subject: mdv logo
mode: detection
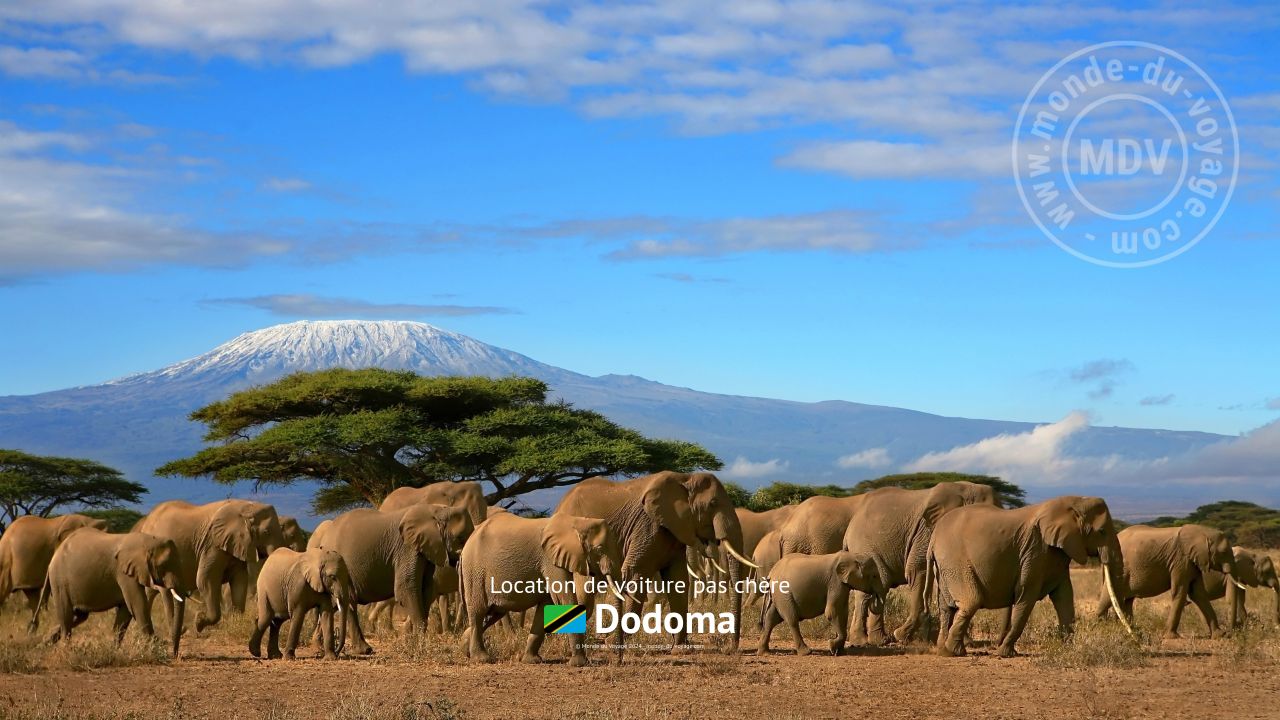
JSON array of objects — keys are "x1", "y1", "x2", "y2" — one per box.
[{"x1": 1078, "y1": 138, "x2": 1174, "y2": 176}]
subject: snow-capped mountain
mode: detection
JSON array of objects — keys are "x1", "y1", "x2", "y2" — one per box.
[
  {"x1": 109, "y1": 320, "x2": 576, "y2": 392},
  {"x1": 0, "y1": 320, "x2": 1243, "y2": 519}
]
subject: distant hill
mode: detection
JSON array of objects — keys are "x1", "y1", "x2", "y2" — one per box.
[{"x1": 0, "y1": 320, "x2": 1239, "y2": 520}]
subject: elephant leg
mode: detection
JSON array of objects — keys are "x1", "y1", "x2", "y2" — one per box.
[
  {"x1": 466, "y1": 599, "x2": 496, "y2": 662},
  {"x1": 522, "y1": 601, "x2": 547, "y2": 664},
  {"x1": 661, "y1": 563, "x2": 691, "y2": 648},
  {"x1": 1226, "y1": 581, "x2": 1244, "y2": 629},
  {"x1": 848, "y1": 591, "x2": 870, "y2": 645},
  {"x1": 1188, "y1": 581, "x2": 1222, "y2": 638},
  {"x1": 825, "y1": 589, "x2": 849, "y2": 656},
  {"x1": 121, "y1": 582, "x2": 154, "y2": 638},
  {"x1": 781, "y1": 602, "x2": 809, "y2": 656},
  {"x1": 1165, "y1": 582, "x2": 1190, "y2": 639},
  {"x1": 993, "y1": 606, "x2": 1012, "y2": 647},
  {"x1": 996, "y1": 599, "x2": 1037, "y2": 658},
  {"x1": 864, "y1": 592, "x2": 889, "y2": 645},
  {"x1": 939, "y1": 605, "x2": 974, "y2": 657},
  {"x1": 284, "y1": 605, "x2": 306, "y2": 660},
  {"x1": 112, "y1": 605, "x2": 132, "y2": 643},
  {"x1": 320, "y1": 607, "x2": 336, "y2": 660},
  {"x1": 346, "y1": 604, "x2": 375, "y2": 655},
  {"x1": 267, "y1": 618, "x2": 283, "y2": 660},
  {"x1": 227, "y1": 563, "x2": 249, "y2": 615},
  {"x1": 249, "y1": 612, "x2": 271, "y2": 658},
  {"x1": 757, "y1": 602, "x2": 780, "y2": 654},
  {"x1": 894, "y1": 574, "x2": 927, "y2": 644},
  {"x1": 1049, "y1": 581, "x2": 1076, "y2": 639},
  {"x1": 935, "y1": 602, "x2": 955, "y2": 654}
]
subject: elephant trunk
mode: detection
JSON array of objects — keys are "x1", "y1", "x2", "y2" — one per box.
[
  {"x1": 170, "y1": 595, "x2": 185, "y2": 658},
  {"x1": 714, "y1": 514, "x2": 746, "y2": 652}
]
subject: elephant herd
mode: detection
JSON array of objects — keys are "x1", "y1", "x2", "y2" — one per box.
[
  {"x1": 737, "y1": 485, "x2": 1278, "y2": 657},
  {"x1": 0, "y1": 474, "x2": 1276, "y2": 667}
]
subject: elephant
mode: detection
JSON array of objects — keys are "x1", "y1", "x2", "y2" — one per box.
[
  {"x1": 930, "y1": 495, "x2": 1125, "y2": 658},
  {"x1": 307, "y1": 503, "x2": 473, "y2": 655},
  {"x1": 250, "y1": 547, "x2": 354, "y2": 660},
  {"x1": 1224, "y1": 547, "x2": 1279, "y2": 628},
  {"x1": 756, "y1": 551, "x2": 888, "y2": 656},
  {"x1": 134, "y1": 499, "x2": 285, "y2": 631},
  {"x1": 555, "y1": 471, "x2": 757, "y2": 653},
  {"x1": 751, "y1": 530, "x2": 784, "y2": 579},
  {"x1": 736, "y1": 505, "x2": 797, "y2": 559},
  {"x1": 279, "y1": 517, "x2": 309, "y2": 552},
  {"x1": 372, "y1": 481, "x2": 488, "y2": 630},
  {"x1": 842, "y1": 483, "x2": 998, "y2": 644},
  {"x1": 380, "y1": 481, "x2": 488, "y2": 525},
  {"x1": 460, "y1": 512, "x2": 623, "y2": 666},
  {"x1": 1094, "y1": 524, "x2": 1239, "y2": 638},
  {"x1": 39, "y1": 528, "x2": 188, "y2": 656},
  {"x1": 0, "y1": 513, "x2": 107, "y2": 614}
]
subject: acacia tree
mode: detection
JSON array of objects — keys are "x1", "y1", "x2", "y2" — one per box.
[
  {"x1": 0, "y1": 449, "x2": 146, "y2": 528},
  {"x1": 157, "y1": 368, "x2": 721, "y2": 513}
]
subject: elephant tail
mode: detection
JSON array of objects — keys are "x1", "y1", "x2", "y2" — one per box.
[
  {"x1": 759, "y1": 584, "x2": 772, "y2": 629},
  {"x1": 922, "y1": 548, "x2": 936, "y2": 616},
  {"x1": 30, "y1": 574, "x2": 51, "y2": 633}
]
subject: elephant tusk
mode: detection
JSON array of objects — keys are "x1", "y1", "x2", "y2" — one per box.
[
  {"x1": 1102, "y1": 563, "x2": 1134, "y2": 638},
  {"x1": 686, "y1": 563, "x2": 703, "y2": 580},
  {"x1": 1232, "y1": 577, "x2": 1249, "y2": 591},
  {"x1": 608, "y1": 581, "x2": 628, "y2": 605},
  {"x1": 626, "y1": 593, "x2": 644, "y2": 606},
  {"x1": 724, "y1": 542, "x2": 760, "y2": 570},
  {"x1": 170, "y1": 589, "x2": 184, "y2": 604},
  {"x1": 708, "y1": 556, "x2": 727, "y2": 575}
]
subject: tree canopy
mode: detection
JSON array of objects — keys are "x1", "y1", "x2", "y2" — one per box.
[
  {"x1": 0, "y1": 449, "x2": 146, "y2": 528},
  {"x1": 726, "y1": 472, "x2": 1027, "y2": 512},
  {"x1": 1149, "y1": 500, "x2": 1280, "y2": 548},
  {"x1": 725, "y1": 481, "x2": 854, "y2": 512},
  {"x1": 157, "y1": 369, "x2": 721, "y2": 514},
  {"x1": 81, "y1": 507, "x2": 147, "y2": 533}
]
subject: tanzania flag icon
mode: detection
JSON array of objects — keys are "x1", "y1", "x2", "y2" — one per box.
[{"x1": 543, "y1": 604, "x2": 587, "y2": 634}]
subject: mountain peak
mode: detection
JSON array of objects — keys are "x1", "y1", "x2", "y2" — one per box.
[{"x1": 109, "y1": 319, "x2": 567, "y2": 389}]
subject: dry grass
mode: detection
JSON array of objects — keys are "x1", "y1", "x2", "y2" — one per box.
[{"x1": 2, "y1": 558, "x2": 1279, "y2": 719}]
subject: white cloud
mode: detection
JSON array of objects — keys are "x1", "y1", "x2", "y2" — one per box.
[
  {"x1": 837, "y1": 447, "x2": 891, "y2": 469},
  {"x1": 204, "y1": 293, "x2": 515, "y2": 318},
  {"x1": 905, "y1": 411, "x2": 1092, "y2": 484},
  {"x1": 262, "y1": 177, "x2": 311, "y2": 193},
  {"x1": 723, "y1": 456, "x2": 788, "y2": 479},
  {"x1": 779, "y1": 140, "x2": 1010, "y2": 180}
]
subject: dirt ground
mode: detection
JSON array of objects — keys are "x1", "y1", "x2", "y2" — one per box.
[{"x1": 3, "y1": 568, "x2": 1279, "y2": 719}]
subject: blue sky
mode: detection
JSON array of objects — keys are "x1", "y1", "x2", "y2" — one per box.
[{"x1": 1, "y1": 1, "x2": 1278, "y2": 438}]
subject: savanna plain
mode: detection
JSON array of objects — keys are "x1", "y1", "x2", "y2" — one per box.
[{"x1": 2, "y1": 566, "x2": 1278, "y2": 720}]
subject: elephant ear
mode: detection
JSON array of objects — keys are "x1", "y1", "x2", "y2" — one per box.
[
  {"x1": 115, "y1": 536, "x2": 154, "y2": 586},
  {"x1": 1037, "y1": 505, "x2": 1088, "y2": 565},
  {"x1": 1178, "y1": 527, "x2": 1215, "y2": 575},
  {"x1": 834, "y1": 553, "x2": 864, "y2": 590},
  {"x1": 301, "y1": 551, "x2": 326, "y2": 594},
  {"x1": 642, "y1": 474, "x2": 699, "y2": 548},
  {"x1": 400, "y1": 506, "x2": 448, "y2": 566},
  {"x1": 922, "y1": 484, "x2": 966, "y2": 527},
  {"x1": 199, "y1": 504, "x2": 253, "y2": 562},
  {"x1": 542, "y1": 515, "x2": 592, "y2": 576}
]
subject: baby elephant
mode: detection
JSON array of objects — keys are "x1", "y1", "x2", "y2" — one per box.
[
  {"x1": 41, "y1": 528, "x2": 188, "y2": 657},
  {"x1": 250, "y1": 548, "x2": 352, "y2": 660},
  {"x1": 758, "y1": 551, "x2": 886, "y2": 656}
]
